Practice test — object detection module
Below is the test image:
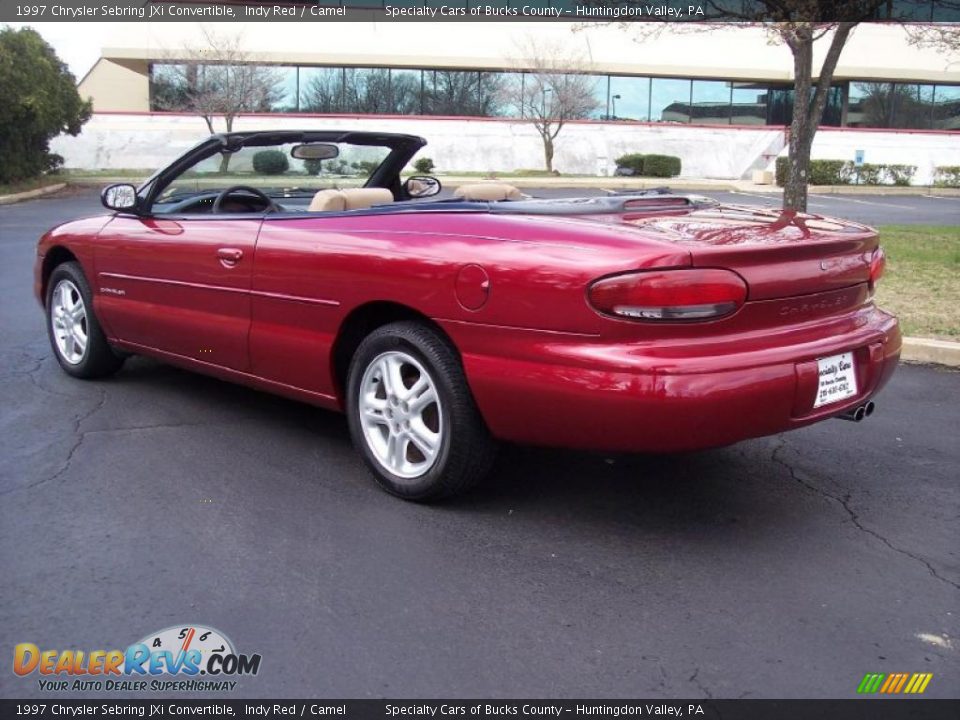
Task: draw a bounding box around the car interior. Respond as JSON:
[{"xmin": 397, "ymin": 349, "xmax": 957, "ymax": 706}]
[{"xmin": 109, "ymin": 132, "xmax": 529, "ymax": 217}]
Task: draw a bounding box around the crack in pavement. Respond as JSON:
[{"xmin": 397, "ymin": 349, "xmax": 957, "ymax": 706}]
[
  {"xmin": 0, "ymin": 386, "xmax": 107, "ymax": 498},
  {"xmin": 772, "ymin": 437, "xmax": 960, "ymax": 591},
  {"xmin": 0, "ymin": 413, "xmax": 269, "ymax": 497},
  {"xmin": 689, "ymin": 667, "xmax": 715, "ymax": 700}
]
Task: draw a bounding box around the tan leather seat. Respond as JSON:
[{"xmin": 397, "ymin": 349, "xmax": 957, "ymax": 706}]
[
  {"xmin": 453, "ymin": 183, "xmax": 523, "ymax": 201},
  {"xmin": 308, "ymin": 189, "xmax": 347, "ymax": 212},
  {"xmin": 340, "ymin": 188, "xmax": 394, "ymax": 210},
  {"xmin": 307, "ymin": 188, "xmax": 393, "ymax": 212}
]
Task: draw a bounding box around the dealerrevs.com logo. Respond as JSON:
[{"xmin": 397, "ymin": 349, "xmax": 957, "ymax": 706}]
[{"xmin": 13, "ymin": 625, "xmax": 261, "ymax": 693}]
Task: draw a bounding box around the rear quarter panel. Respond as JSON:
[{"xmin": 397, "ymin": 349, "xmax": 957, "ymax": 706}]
[{"xmin": 249, "ymin": 211, "xmax": 689, "ymax": 399}]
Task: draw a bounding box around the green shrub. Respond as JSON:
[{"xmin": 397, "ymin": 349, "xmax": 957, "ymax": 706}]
[
  {"xmin": 775, "ymin": 156, "xmax": 789, "ymax": 186},
  {"xmin": 352, "ymin": 160, "xmax": 379, "ymax": 176},
  {"xmin": 933, "ymin": 165, "xmax": 960, "ymax": 188},
  {"xmin": 614, "ymin": 153, "xmax": 646, "ymax": 174},
  {"xmin": 252, "ymin": 150, "xmax": 289, "ymax": 175},
  {"xmin": 45, "ymin": 153, "xmax": 65, "ymax": 175},
  {"xmin": 807, "ymin": 160, "xmax": 848, "ymax": 185},
  {"xmin": 303, "ymin": 158, "xmax": 324, "ymax": 176},
  {"xmin": 775, "ymin": 158, "xmax": 920, "ymax": 187},
  {"xmin": 776, "ymin": 158, "xmax": 853, "ymax": 186},
  {"xmin": 413, "ymin": 157, "xmax": 435, "ymax": 174},
  {"xmin": 884, "ymin": 164, "xmax": 917, "ymax": 186},
  {"xmin": 855, "ymin": 163, "xmax": 883, "ymax": 185},
  {"xmin": 641, "ymin": 154, "xmax": 681, "ymax": 178}
]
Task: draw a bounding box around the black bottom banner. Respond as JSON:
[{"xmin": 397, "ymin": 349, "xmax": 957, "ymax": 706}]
[{"xmin": 2, "ymin": 700, "xmax": 958, "ymax": 720}]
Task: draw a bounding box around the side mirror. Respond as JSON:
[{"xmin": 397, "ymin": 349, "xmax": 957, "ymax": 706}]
[
  {"xmin": 403, "ymin": 176, "xmax": 441, "ymax": 199},
  {"xmin": 101, "ymin": 184, "xmax": 139, "ymax": 212}
]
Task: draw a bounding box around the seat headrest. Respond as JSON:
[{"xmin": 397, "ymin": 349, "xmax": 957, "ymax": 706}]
[
  {"xmin": 308, "ymin": 189, "xmax": 347, "ymax": 213},
  {"xmin": 340, "ymin": 188, "xmax": 394, "ymax": 210},
  {"xmin": 307, "ymin": 187, "xmax": 394, "ymax": 212},
  {"xmin": 453, "ymin": 183, "xmax": 524, "ymax": 201}
]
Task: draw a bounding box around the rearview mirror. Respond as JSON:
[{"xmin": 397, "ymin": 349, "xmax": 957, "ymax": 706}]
[
  {"xmin": 404, "ymin": 176, "xmax": 441, "ymax": 198},
  {"xmin": 101, "ymin": 184, "xmax": 138, "ymax": 212},
  {"xmin": 291, "ymin": 143, "xmax": 340, "ymax": 161}
]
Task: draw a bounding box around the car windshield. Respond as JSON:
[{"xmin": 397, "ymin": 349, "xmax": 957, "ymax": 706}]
[{"xmin": 154, "ymin": 141, "xmax": 392, "ymax": 204}]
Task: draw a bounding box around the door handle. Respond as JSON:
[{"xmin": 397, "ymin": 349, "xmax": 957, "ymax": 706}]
[{"xmin": 217, "ymin": 248, "xmax": 244, "ymax": 266}]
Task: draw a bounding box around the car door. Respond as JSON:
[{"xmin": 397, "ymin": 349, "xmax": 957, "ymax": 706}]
[{"xmin": 93, "ymin": 213, "xmax": 261, "ymax": 372}]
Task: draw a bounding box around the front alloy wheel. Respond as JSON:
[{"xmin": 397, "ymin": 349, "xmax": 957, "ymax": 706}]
[
  {"xmin": 45, "ymin": 261, "xmax": 124, "ymax": 379},
  {"xmin": 51, "ymin": 279, "xmax": 88, "ymax": 365},
  {"xmin": 346, "ymin": 321, "xmax": 497, "ymax": 501}
]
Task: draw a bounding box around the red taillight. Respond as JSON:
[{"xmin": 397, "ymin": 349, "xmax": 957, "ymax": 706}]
[
  {"xmin": 588, "ymin": 268, "xmax": 748, "ymax": 321},
  {"xmin": 869, "ymin": 247, "xmax": 886, "ymax": 291}
]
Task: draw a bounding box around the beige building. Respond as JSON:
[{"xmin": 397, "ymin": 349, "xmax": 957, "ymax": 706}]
[{"xmin": 79, "ymin": 22, "xmax": 960, "ymax": 130}]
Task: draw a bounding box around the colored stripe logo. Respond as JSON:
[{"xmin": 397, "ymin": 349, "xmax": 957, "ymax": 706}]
[{"xmin": 857, "ymin": 672, "xmax": 933, "ymax": 694}]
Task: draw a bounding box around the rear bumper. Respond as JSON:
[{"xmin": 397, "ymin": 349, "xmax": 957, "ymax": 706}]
[{"xmin": 450, "ymin": 306, "xmax": 901, "ymax": 453}]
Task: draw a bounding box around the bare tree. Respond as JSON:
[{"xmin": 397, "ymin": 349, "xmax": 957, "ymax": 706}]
[
  {"xmin": 905, "ymin": 22, "xmax": 960, "ymax": 56},
  {"xmin": 504, "ymin": 39, "xmax": 601, "ymax": 173},
  {"xmin": 154, "ymin": 27, "xmax": 285, "ymax": 136},
  {"xmin": 602, "ymin": 2, "xmax": 959, "ymax": 211}
]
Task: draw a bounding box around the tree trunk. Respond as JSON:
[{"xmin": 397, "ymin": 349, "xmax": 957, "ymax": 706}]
[
  {"xmin": 543, "ymin": 134, "xmax": 554, "ymax": 173},
  {"xmin": 784, "ymin": 29, "xmax": 813, "ymax": 212},
  {"xmin": 782, "ymin": 23, "xmax": 855, "ymax": 213},
  {"xmin": 219, "ymin": 116, "xmax": 234, "ymax": 173}
]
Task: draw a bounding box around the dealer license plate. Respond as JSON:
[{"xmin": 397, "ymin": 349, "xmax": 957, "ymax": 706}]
[{"xmin": 814, "ymin": 352, "xmax": 858, "ymax": 408}]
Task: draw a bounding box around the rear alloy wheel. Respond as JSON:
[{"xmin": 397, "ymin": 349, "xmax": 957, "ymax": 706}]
[
  {"xmin": 346, "ymin": 321, "xmax": 497, "ymax": 501},
  {"xmin": 46, "ymin": 262, "xmax": 124, "ymax": 379}
]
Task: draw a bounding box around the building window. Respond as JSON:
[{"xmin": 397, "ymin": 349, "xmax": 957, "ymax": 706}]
[
  {"xmin": 691, "ymin": 79, "xmax": 733, "ymax": 124},
  {"xmin": 651, "ymin": 78, "xmax": 692, "ymax": 123},
  {"xmin": 423, "ymin": 70, "xmax": 497, "ymax": 116},
  {"xmin": 765, "ymin": 84, "xmax": 842, "ymax": 127},
  {"xmin": 608, "ymin": 76, "xmax": 650, "ymax": 121},
  {"xmin": 491, "ymin": 72, "xmax": 524, "ymax": 117},
  {"xmin": 389, "ymin": 69, "xmax": 423, "ymax": 115},
  {"xmin": 848, "ymin": 82, "xmax": 936, "ymax": 129},
  {"xmin": 272, "ymin": 66, "xmax": 298, "ymax": 113},
  {"xmin": 342, "ymin": 68, "xmax": 392, "ymax": 114},
  {"xmin": 933, "ymin": 84, "xmax": 960, "ymax": 130},
  {"xmin": 730, "ymin": 82, "xmax": 770, "ymax": 125},
  {"xmin": 149, "ymin": 63, "xmax": 189, "ymax": 112},
  {"xmin": 145, "ymin": 61, "xmax": 956, "ymax": 132},
  {"xmin": 299, "ymin": 67, "xmax": 345, "ymax": 113}
]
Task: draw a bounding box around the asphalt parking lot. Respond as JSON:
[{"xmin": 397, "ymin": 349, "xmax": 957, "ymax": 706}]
[{"xmin": 1, "ymin": 189, "xmax": 958, "ymax": 700}]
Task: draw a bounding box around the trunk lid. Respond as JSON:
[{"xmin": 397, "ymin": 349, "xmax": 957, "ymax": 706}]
[{"xmin": 623, "ymin": 205, "xmax": 878, "ymax": 300}]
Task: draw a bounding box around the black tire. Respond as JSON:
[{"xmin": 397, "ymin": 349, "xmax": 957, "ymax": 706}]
[
  {"xmin": 345, "ymin": 321, "xmax": 497, "ymax": 501},
  {"xmin": 45, "ymin": 261, "xmax": 125, "ymax": 379}
]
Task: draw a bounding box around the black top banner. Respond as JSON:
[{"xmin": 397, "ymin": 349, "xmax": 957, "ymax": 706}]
[
  {"xmin": 2, "ymin": 0, "xmax": 960, "ymax": 23},
  {"xmin": 2, "ymin": 700, "xmax": 960, "ymax": 720}
]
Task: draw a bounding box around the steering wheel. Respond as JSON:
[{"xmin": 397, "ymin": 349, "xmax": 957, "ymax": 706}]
[{"xmin": 212, "ymin": 185, "xmax": 279, "ymax": 214}]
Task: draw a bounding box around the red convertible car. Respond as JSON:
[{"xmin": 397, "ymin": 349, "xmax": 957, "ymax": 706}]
[{"xmin": 35, "ymin": 130, "xmax": 900, "ymax": 500}]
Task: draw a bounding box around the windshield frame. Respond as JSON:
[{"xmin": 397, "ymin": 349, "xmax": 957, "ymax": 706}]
[{"xmin": 137, "ymin": 130, "xmax": 427, "ymax": 215}]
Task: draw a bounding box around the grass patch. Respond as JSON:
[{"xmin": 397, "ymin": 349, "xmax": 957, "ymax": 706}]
[
  {"xmin": 875, "ymin": 225, "xmax": 960, "ymax": 341},
  {"xmin": 0, "ymin": 176, "xmax": 65, "ymax": 196},
  {"xmin": 63, "ymin": 168, "xmax": 153, "ymax": 178}
]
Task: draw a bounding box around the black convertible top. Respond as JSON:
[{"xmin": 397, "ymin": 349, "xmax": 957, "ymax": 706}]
[{"xmin": 214, "ymin": 130, "xmax": 426, "ymax": 152}]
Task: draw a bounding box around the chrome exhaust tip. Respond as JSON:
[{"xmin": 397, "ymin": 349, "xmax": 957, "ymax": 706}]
[
  {"xmin": 838, "ymin": 405, "xmax": 866, "ymax": 422},
  {"xmin": 837, "ymin": 401, "xmax": 875, "ymax": 422}
]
